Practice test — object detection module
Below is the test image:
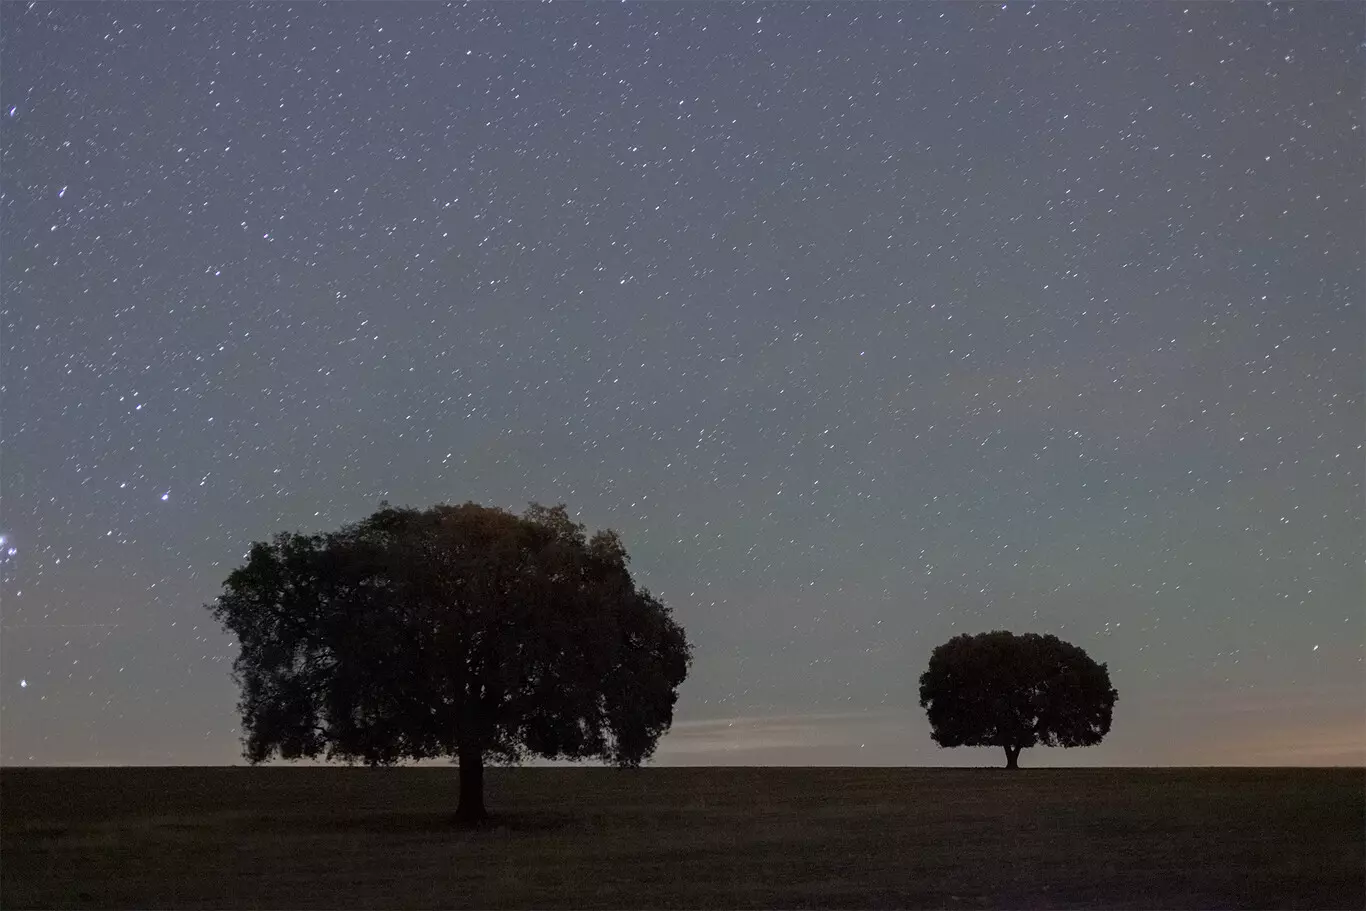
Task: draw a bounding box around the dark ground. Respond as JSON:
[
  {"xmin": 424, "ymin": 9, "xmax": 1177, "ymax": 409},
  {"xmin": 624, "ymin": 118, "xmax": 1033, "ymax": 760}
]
[{"xmin": 1, "ymin": 766, "xmax": 1361, "ymax": 909}]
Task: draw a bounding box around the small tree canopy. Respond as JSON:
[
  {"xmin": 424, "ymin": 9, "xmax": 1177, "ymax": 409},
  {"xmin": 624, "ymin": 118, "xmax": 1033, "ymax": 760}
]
[
  {"xmin": 918, "ymin": 630, "xmax": 1117, "ymax": 768},
  {"xmin": 210, "ymin": 502, "xmax": 692, "ymax": 822}
]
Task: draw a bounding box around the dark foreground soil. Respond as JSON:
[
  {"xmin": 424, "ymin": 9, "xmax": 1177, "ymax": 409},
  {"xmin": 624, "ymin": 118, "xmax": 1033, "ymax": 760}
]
[{"xmin": 2, "ymin": 766, "xmax": 1362, "ymax": 909}]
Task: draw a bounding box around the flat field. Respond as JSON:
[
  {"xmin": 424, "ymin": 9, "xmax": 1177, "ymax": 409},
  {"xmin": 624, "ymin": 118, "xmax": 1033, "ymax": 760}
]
[{"xmin": 2, "ymin": 766, "xmax": 1361, "ymax": 909}]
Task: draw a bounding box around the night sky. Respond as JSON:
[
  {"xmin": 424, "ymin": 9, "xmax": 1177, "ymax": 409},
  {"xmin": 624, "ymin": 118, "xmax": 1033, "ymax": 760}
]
[{"xmin": 2, "ymin": 3, "xmax": 1361, "ymax": 767}]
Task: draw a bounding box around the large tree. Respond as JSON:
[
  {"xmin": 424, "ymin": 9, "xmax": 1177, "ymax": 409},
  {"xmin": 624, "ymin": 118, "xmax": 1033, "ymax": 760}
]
[
  {"xmin": 918, "ymin": 630, "xmax": 1117, "ymax": 769},
  {"xmin": 210, "ymin": 502, "xmax": 692, "ymax": 824}
]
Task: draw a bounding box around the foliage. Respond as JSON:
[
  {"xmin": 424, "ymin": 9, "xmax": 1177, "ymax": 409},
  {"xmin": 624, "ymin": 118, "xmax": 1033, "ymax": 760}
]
[
  {"xmin": 209, "ymin": 502, "xmax": 692, "ymax": 819},
  {"xmin": 918, "ymin": 630, "xmax": 1117, "ymax": 767}
]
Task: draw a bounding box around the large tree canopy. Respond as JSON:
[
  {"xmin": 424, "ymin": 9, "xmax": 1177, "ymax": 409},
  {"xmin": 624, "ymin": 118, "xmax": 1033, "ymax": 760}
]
[
  {"xmin": 918, "ymin": 630, "xmax": 1117, "ymax": 769},
  {"xmin": 210, "ymin": 502, "xmax": 692, "ymax": 823}
]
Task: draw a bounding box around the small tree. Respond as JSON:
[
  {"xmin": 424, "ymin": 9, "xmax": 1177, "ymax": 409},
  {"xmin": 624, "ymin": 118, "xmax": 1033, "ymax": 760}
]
[
  {"xmin": 918, "ymin": 630, "xmax": 1116, "ymax": 769},
  {"xmin": 210, "ymin": 502, "xmax": 692, "ymax": 824}
]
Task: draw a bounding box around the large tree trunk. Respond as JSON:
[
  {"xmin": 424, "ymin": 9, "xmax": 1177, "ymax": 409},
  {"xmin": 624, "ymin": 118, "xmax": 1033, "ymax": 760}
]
[
  {"xmin": 1004, "ymin": 745, "xmax": 1022, "ymax": 770},
  {"xmin": 456, "ymin": 744, "xmax": 487, "ymax": 826}
]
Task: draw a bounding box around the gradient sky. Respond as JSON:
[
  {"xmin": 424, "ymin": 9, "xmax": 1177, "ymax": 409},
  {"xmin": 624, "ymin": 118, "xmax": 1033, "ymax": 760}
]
[{"xmin": 2, "ymin": 2, "xmax": 1361, "ymax": 768}]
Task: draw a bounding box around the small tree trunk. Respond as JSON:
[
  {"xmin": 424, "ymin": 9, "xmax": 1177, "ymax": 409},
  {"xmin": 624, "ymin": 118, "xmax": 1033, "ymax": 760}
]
[
  {"xmin": 455, "ymin": 744, "xmax": 487, "ymax": 826},
  {"xmin": 1004, "ymin": 745, "xmax": 1021, "ymax": 770}
]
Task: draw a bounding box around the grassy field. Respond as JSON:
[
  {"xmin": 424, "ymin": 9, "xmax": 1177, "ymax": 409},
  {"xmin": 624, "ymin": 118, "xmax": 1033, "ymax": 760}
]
[{"xmin": 2, "ymin": 766, "xmax": 1361, "ymax": 909}]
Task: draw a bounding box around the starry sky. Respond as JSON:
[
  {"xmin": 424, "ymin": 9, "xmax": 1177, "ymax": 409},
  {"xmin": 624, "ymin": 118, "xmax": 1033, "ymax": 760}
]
[{"xmin": 2, "ymin": 2, "xmax": 1361, "ymax": 768}]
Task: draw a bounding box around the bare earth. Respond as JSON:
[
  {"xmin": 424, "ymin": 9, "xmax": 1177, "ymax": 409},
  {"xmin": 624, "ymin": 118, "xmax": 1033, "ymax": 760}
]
[{"xmin": 2, "ymin": 766, "xmax": 1361, "ymax": 909}]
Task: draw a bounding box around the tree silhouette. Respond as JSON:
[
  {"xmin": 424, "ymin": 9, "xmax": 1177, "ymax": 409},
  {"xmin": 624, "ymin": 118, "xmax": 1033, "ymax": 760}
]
[
  {"xmin": 210, "ymin": 502, "xmax": 692, "ymax": 824},
  {"xmin": 918, "ymin": 630, "xmax": 1117, "ymax": 769}
]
